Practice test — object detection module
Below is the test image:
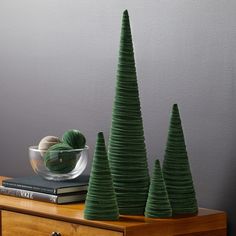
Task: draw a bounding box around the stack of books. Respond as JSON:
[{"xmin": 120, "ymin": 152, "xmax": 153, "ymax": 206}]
[{"xmin": 0, "ymin": 175, "xmax": 89, "ymax": 204}]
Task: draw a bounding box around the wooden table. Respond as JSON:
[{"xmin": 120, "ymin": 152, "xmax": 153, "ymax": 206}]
[{"xmin": 0, "ymin": 177, "xmax": 227, "ymax": 236}]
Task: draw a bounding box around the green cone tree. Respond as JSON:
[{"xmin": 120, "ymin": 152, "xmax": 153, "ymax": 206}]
[
  {"xmin": 108, "ymin": 10, "xmax": 150, "ymax": 215},
  {"xmin": 145, "ymin": 159, "xmax": 172, "ymax": 218},
  {"xmin": 84, "ymin": 132, "xmax": 119, "ymax": 220},
  {"xmin": 162, "ymin": 104, "xmax": 198, "ymax": 215}
]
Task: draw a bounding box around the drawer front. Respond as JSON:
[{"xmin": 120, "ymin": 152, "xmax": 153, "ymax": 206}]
[
  {"xmin": 174, "ymin": 229, "xmax": 227, "ymax": 236},
  {"xmin": 2, "ymin": 211, "xmax": 123, "ymax": 236}
]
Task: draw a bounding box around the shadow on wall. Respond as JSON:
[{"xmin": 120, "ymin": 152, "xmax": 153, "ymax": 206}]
[{"xmin": 221, "ymin": 137, "xmax": 236, "ymax": 236}]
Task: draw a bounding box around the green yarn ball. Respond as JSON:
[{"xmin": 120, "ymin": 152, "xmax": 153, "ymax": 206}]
[
  {"xmin": 44, "ymin": 143, "xmax": 77, "ymax": 174},
  {"xmin": 62, "ymin": 130, "xmax": 86, "ymax": 149}
]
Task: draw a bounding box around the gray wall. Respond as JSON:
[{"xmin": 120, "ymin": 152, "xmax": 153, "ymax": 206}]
[{"xmin": 0, "ymin": 0, "xmax": 235, "ymax": 234}]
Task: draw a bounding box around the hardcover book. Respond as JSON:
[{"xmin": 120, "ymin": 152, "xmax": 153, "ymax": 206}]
[
  {"xmin": 2, "ymin": 175, "xmax": 89, "ymax": 195},
  {"xmin": 0, "ymin": 185, "xmax": 87, "ymax": 204}
]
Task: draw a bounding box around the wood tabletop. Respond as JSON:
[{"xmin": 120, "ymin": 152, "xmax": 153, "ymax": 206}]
[{"xmin": 0, "ymin": 176, "xmax": 227, "ymax": 234}]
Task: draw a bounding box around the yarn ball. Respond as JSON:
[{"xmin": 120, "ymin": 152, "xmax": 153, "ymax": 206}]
[
  {"xmin": 38, "ymin": 136, "xmax": 61, "ymax": 156},
  {"xmin": 62, "ymin": 130, "xmax": 86, "ymax": 149},
  {"xmin": 44, "ymin": 143, "xmax": 77, "ymax": 174}
]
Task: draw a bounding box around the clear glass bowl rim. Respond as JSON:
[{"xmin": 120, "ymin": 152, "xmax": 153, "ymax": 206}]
[{"xmin": 29, "ymin": 145, "xmax": 89, "ymax": 153}]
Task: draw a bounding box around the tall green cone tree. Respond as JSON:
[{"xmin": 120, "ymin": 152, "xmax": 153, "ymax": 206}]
[
  {"xmin": 84, "ymin": 132, "xmax": 119, "ymax": 220},
  {"xmin": 108, "ymin": 10, "xmax": 150, "ymax": 215},
  {"xmin": 162, "ymin": 104, "xmax": 198, "ymax": 215},
  {"xmin": 145, "ymin": 159, "xmax": 172, "ymax": 218}
]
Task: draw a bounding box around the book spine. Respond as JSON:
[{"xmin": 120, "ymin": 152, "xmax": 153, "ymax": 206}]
[
  {"xmin": 0, "ymin": 186, "xmax": 57, "ymax": 203},
  {"xmin": 2, "ymin": 181, "xmax": 56, "ymax": 194}
]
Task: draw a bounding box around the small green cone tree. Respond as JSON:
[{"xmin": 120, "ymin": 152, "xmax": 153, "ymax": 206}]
[
  {"xmin": 108, "ymin": 10, "xmax": 150, "ymax": 215},
  {"xmin": 162, "ymin": 104, "xmax": 198, "ymax": 215},
  {"xmin": 145, "ymin": 159, "xmax": 172, "ymax": 218},
  {"xmin": 84, "ymin": 132, "xmax": 119, "ymax": 220}
]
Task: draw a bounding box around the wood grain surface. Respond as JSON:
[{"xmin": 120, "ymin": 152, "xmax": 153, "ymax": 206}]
[
  {"xmin": 2, "ymin": 211, "xmax": 123, "ymax": 236},
  {"xmin": 174, "ymin": 229, "xmax": 227, "ymax": 236}
]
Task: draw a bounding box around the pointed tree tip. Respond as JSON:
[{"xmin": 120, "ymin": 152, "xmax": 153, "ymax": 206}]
[
  {"xmin": 97, "ymin": 131, "xmax": 104, "ymax": 140},
  {"xmin": 123, "ymin": 9, "xmax": 128, "ymax": 14},
  {"xmin": 155, "ymin": 159, "xmax": 160, "ymax": 166},
  {"xmin": 154, "ymin": 159, "xmax": 161, "ymax": 171},
  {"xmin": 173, "ymin": 104, "xmax": 178, "ymax": 108},
  {"xmin": 123, "ymin": 9, "xmax": 129, "ymax": 17},
  {"xmin": 172, "ymin": 104, "xmax": 180, "ymax": 113}
]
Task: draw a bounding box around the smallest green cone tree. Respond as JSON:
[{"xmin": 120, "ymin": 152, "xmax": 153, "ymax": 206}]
[
  {"xmin": 84, "ymin": 132, "xmax": 119, "ymax": 220},
  {"xmin": 145, "ymin": 159, "xmax": 172, "ymax": 218}
]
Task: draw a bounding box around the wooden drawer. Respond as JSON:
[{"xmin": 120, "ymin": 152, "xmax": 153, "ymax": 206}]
[
  {"xmin": 1, "ymin": 211, "xmax": 123, "ymax": 236},
  {"xmin": 174, "ymin": 229, "xmax": 227, "ymax": 236}
]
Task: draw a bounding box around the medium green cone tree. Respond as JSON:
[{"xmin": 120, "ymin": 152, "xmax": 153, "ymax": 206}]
[
  {"xmin": 145, "ymin": 159, "xmax": 172, "ymax": 218},
  {"xmin": 108, "ymin": 10, "xmax": 150, "ymax": 215},
  {"xmin": 84, "ymin": 132, "xmax": 119, "ymax": 220},
  {"xmin": 162, "ymin": 104, "xmax": 198, "ymax": 215}
]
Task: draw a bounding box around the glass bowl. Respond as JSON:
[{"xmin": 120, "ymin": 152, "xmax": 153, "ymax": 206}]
[{"xmin": 29, "ymin": 145, "xmax": 89, "ymax": 181}]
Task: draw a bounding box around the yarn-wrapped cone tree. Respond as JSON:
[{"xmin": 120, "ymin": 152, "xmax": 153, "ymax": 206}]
[
  {"xmin": 84, "ymin": 132, "xmax": 119, "ymax": 220},
  {"xmin": 108, "ymin": 10, "xmax": 150, "ymax": 215},
  {"xmin": 162, "ymin": 104, "xmax": 198, "ymax": 215},
  {"xmin": 145, "ymin": 159, "xmax": 172, "ymax": 218}
]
